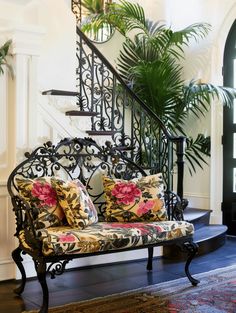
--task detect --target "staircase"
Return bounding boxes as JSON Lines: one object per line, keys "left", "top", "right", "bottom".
{"left": 163, "top": 207, "right": 227, "bottom": 259}
{"left": 41, "top": 4, "right": 227, "bottom": 257}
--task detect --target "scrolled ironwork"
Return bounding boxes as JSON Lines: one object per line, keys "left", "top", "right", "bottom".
{"left": 182, "top": 240, "right": 200, "bottom": 286}
{"left": 73, "top": 24, "right": 186, "bottom": 198}
{"left": 47, "top": 260, "right": 72, "bottom": 279}
{"left": 164, "top": 191, "right": 189, "bottom": 221}
{"left": 8, "top": 137, "right": 151, "bottom": 221}
{"left": 71, "top": 0, "right": 81, "bottom": 22}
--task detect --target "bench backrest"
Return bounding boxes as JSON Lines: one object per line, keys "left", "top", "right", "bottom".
{"left": 7, "top": 137, "right": 182, "bottom": 232}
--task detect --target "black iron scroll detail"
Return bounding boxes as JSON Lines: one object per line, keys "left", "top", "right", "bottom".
{"left": 47, "top": 259, "right": 73, "bottom": 279}
{"left": 179, "top": 240, "right": 200, "bottom": 286}
{"left": 165, "top": 191, "right": 189, "bottom": 221}
{"left": 73, "top": 22, "right": 187, "bottom": 198}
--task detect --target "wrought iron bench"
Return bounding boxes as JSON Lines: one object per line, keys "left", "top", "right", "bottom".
{"left": 7, "top": 137, "right": 199, "bottom": 313}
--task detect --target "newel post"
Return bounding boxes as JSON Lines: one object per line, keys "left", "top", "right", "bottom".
{"left": 175, "top": 136, "right": 186, "bottom": 199}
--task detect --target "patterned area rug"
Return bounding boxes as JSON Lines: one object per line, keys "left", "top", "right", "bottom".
{"left": 24, "top": 265, "right": 236, "bottom": 313}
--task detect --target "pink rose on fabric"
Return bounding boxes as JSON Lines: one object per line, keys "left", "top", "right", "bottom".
{"left": 31, "top": 181, "right": 57, "bottom": 207}
{"left": 58, "top": 234, "right": 76, "bottom": 243}
{"left": 153, "top": 225, "right": 164, "bottom": 232}
{"left": 137, "top": 200, "right": 155, "bottom": 216}
{"left": 111, "top": 182, "right": 142, "bottom": 205}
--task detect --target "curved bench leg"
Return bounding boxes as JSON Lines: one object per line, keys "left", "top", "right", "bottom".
{"left": 34, "top": 259, "right": 49, "bottom": 313}
{"left": 12, "top": 247, "right": 26, "bottom": 295}
{"left": 183, "top": 240, "right": 200, "bottom": 286}
{"left": 146, "top": 247, "right": 153, "bottom": 271}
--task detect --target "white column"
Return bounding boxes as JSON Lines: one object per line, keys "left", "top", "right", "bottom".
{"left": 0, "top": 24, "right": 45, "bottom": 281}
{"left": 5, "top": 25, "right": 45, "bottom": 154}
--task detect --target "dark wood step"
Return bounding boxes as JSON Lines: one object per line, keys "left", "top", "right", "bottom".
{"left": 86, "top": 130, "right": 118, "bottom": 136}
{"left": 42, "top": 89, "right": 79, "bottom": 96}
{"left": 184, "top": 207, "right": 212, "bottom": 229}
{"left": 163, "top": 224, "right": 228, "bottom": 260}
{"left": 65, "top": 110, "right": 98, "bottom": 117}
{"left": 114, "top": 146, "right": 135, "bottom": 151}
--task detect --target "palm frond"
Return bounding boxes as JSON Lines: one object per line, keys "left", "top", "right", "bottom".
{"left": 172, "top": 23, "right": 211, "bottom": 46}
{"left": 145, "top": 20, "right": 166, "bottom": 36}
{"left": 118, "top": 0, "right": 146, "bottom": 33}
{"left": 185, "top": 134, "right": 210, "bottom": 175}
{"left": 81, "top": 0, "right": 104, "bottom": 14}
{"left": 183, "top": 80, "right": 236, "bottom": 120}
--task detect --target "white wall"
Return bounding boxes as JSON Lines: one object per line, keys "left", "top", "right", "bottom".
{"left": 1, "top": 0, "right": 236, "bottom": 281}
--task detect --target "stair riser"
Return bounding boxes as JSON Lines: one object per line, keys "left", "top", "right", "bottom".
{"left": 191, "top": 212, "right": 211, "bottom": 230}
{"left": 163, "top": 232, "right": 227, "bottom": 260}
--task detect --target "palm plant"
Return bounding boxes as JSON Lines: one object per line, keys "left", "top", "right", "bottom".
{"left": 82, "top": 0, "right": 236, "bottom": 174}
{"left": 0, "top": 39, "right": 13, "bottom": 77}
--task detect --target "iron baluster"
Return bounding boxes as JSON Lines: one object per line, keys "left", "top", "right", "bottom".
{"left": 175, "top": 136, "right": 186, "bottom": 200}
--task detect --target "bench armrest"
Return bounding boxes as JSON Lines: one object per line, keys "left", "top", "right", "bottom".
{"left": 164, "top": 190, "right": 188, "bottom": 221}
{"left": 11, "top": 195, "right": 38, "bottom": 239}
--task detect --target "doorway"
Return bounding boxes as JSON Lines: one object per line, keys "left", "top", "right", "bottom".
{"left": 223, "top": 20, "right": 236, "bottom": 235}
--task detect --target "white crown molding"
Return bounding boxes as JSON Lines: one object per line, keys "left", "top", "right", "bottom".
{"left": 0, "top": 24, "right": 45, "bottom": 56}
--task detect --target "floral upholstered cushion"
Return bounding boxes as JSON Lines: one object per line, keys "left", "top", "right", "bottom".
{"left": 53, "top": 178, "right": 98, "bottom": 229}
{"left": 16, "top": 177, "right": 65, "bottom": 229}
{"left": 28, "top": 221, "right": 194, "bottom": 256}
{"left": 103, "top": 174, "right": 168, "bottom": 222}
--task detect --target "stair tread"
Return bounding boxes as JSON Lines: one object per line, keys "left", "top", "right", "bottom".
{"left": 163, "top": 224, "right": 227, "bottom": 259}
{"left": 65, "top": 110, "right": 98, "bottom": 116}
{"left": 86, "top": 130, "right": 118, "bottom": 135}
{"left": 42, "top": 89, "right": 79, "bottom": 96}
{"left": 193, "top": 224, "right": 227, "bottom": 243}
{"left": 184, "top": 207, "right": 212, "bottom": 222}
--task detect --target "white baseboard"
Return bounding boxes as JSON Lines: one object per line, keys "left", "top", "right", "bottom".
{"left": 0, "top": 259, "right": 15, "bottom": 281}
{"left": 184, "top": 192, "right": 210, "bottom": 210}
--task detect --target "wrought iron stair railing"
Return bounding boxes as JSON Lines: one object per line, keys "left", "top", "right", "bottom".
{"left": 41, "top": 26, "right": 186, "bottom": 199}
{"left": 75, "top": 26, "right": 186, "bottom": 199}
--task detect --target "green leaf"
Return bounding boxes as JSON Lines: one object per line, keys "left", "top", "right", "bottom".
{"left": 0, "top": 39, "right": 13, "bottom": 78}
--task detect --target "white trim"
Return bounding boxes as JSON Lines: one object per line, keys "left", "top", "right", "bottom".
{"left": 0, "top": 71, "right": 8, "bottom": 171}
{"left": 0, "top": 258, "right": 14, "bottom": 265}
{"left": 0, "top": 263, "right": 15, "bottom": 281}
{"left": 210, "top": 4, "right": 236, "bottom": 224}
{"left": 184, "top": 192, "right": 210, "bottom": 211}
{"left": 1, "top": 24, "right": 45, "bottom": 56}
{"left": 184, "top": 192, "right": 209, "bottom": 199}
{"left": 0, "top": 24, "right": 45, "bottom": 281}
{"left": 38, "top": 100, "right": 87, "bottom": 140}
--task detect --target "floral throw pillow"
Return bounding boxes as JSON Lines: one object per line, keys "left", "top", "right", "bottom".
{"left": 53, "top": 178, "right": 98, "bottom": 229}
{"left": 16, "top": 177, "right": 66, "bottom": 229}
{"left": 103, "top": 173, "right": 168, "bottom": 222}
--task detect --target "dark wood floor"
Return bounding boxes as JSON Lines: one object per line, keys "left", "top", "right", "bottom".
{"left": 1, "top": 236, "right": 236, "bottom": 313}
